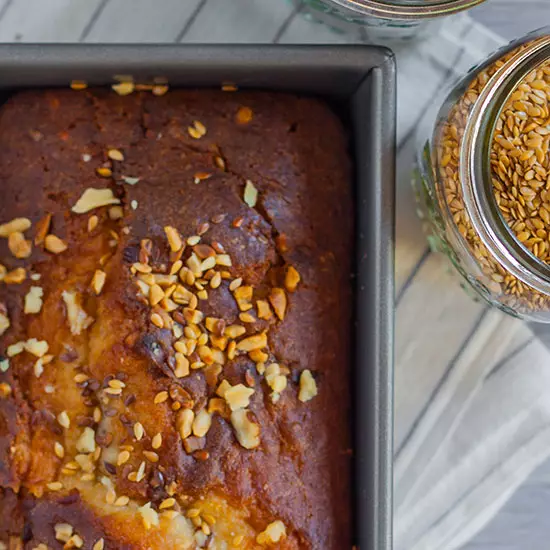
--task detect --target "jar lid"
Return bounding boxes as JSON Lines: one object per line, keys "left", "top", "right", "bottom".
{"left": 329, "top": 0, "right": 486, "bottom": 18}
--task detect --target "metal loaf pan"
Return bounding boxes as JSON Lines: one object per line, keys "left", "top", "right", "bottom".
{"left": 0, "top": 44, "right": 395, "bottom": 550}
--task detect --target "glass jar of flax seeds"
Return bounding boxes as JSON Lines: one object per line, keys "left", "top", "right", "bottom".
{"left": 415, "top": 29, "right": 550, "bottom": 322}
{"left": 295, "top": 0, "right": 487, "bottom": 41}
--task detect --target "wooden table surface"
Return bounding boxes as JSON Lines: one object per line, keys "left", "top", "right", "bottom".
{"left": 462, "top": 4, "right": 550, "bottom": 548}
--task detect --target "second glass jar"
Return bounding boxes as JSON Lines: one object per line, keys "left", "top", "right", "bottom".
{"left": 416, "top": 29, "right": 550, "bottom": 322}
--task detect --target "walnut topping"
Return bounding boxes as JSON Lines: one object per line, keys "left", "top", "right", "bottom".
{"left": 285, "top": 265, "right": 301, "bottom": 292}
{"left": 91, "top": 270, "right": 107, "bottom": 295}
{"left": 62, "top": 291, "right": 93, "bottom": 335}
{"left": 24, "top": 286, "right": 43, "bottom": 314}
{"left": 112, "top": 81, "right": 135, "bottom": 96}
{"left": 76, "top": 427, "right": 96, "bottom": 453}
{"left": 0, "top": 217, "right": 31, "bottom": 237}
{"left": 34, "top": 213, "right": 52, "bottom": 245}
{"left": 3, "top": 267, "right": 26, "bottom": 284}
{"left": 299, "top": 369, "right": 318, "bottom": 402}
{"left": 177, "top": 409, "right": 194, "bottom": 439}
{"left": 0, "top": 382, "right": 11, "bottom": 397}
{"left": 25, "top": 338, "right": 49, "bottom": 357}
{"left": 230, "top": 409, "right": 260, "bottom": 450}
{"left": 175, "top": 352, "right": 190, "bottom": 378}
{"left": 0, "top": 309, "right": 9, "bottom": 336}
{"left": 269, "top": 288, "right": 287, "bottom": 321}
{"left": 70, "top": 80, "right": 87, "bottom": 91}
{"left": 92, "top": 538, "right": 105, "bottom": 550}
{"left": 44, "top": 234, "right": 68, "bottom": 254}
{"left": 265, "top": 363, "right": 288, "bottom": 395}
{"left": 8, "top": 231, "right": 32, "bottom": 258}
{"left": 0, "top": 359, "right": 8, "bottom": 372}
{"left": 236, "top": 332, "right": 267, "bottom": 352}
{"left": 236, "top": 106, "right": 253, "bottom": 125}
{"left": 54, "top": 523, "right": 73, "bottom": 543}
{"left": 71, "top": 188, "right": 120, "bottom": 214}
{"left": 164, "top": 226, "right": 183, "bottom": 252}
{"left": 256, "top": 299, "right": 272, "bottom": 320}
{"left": 192, "top": 409, "right": 212, "bottom": 437}
{"left": 243, "top": 180, "right": 258, "bottom": 208}
{"left": 188, "top": 120, "right": 207, "bottom": 139}
{"left": 138, "top": 502, "right": 159, "bottom": 530}
{"left": 257, "top": 520, "right": 287, "bottom": 544}
{"left": 224, "top": 383, "right": 254, "bottom": 411}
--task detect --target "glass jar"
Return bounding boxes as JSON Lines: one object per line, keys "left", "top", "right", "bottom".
{"left": 415, "top": 29, "right": 550, "bottom": 322}
{"left": 295, "top": 0, "right": 487, "bottom": 41}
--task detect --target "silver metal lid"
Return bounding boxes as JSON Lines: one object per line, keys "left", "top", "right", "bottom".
{"left": 328, "top": 0, "right": 486, "bottom": 19}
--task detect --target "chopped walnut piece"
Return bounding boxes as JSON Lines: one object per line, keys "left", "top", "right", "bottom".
{"left": 236, "top": 106, "right": 253, "bottom": 125}
{"left": 177, "top": 409, "right": 194, "bottom": 439}
{"left": 91, "top": 270, "right": 107, "bottom": 295}
{"left": 71, "top": 188, "right": 120, "bottom": 214}
{"left": 285, "top": 265, "right": 301, "bottom": 292}
{"left": 8, "top": 231, "right": 32, "bottom": 258}
{"left": 230, "top": 409, "right": 260, "bottom": 450}
{"left": 0, "top": 382, "right": 11, "bottom": 397}
{"left": 188, "top": 120, "right": 207, "bottom": 139}
{"left": 0, "top": 359, "right": 8, "bottom": 372}
{"left": 0, "top": 217, "right": 31, "bottom": 237}
{"left": 45, "top": 234, "right": 68, "bottom": 254}
{"left": 3, "top": 267, "right": 26, "bottom": 284}
{"left": 192, "top": 409, "right": 212, "bottom": 437}
{"left": 62, "top": 291, "right": 93, "bottom": 335}
{"left": 70, "top": 80, "right": 87, "bottom": 91}
{"left": 257, "top": 520, "right": 287, "bottom": 544}
{"left": 225, "top": 384, "right": 254, "bottom": 411}
{"left": 269, "top": 288, "right": 287, "bottom": 321}
{"left": 224, "top": 324, "right": 246, "bottom": 339}
{"left": 34, "top": 213, "right": 52, "bottom": 245}
{"left": 25, "top": 338, "right": 49, "bottom": 357}
{"left": 0, "top": 309, "right": 10, "bottom": 336}
{"left": 265, "top": 363, "right": 287, "bottom": 394}
{"left": 92, "top": 539, "right": 105, "bottom": 550}
{"left": 164, "top": 226, "right": 183, "bottom": 252}
{"left": 138, "top": 502, "right": 159, "bottom": 530}
{"left": 299, "top": 369, "right": 318, "bottom": 402}
{"left": 76, "top": 427, "right": 96, "bottom": 454}
{"left": 54, "top": 523, "right": 73, "bottom": 543}
{"left": 256, "top": 299, "right": 272, "bottom": 320}
{"left": 243, "top": 180, "right": 258, "bottom": 208}
{"left": 112, "top": 81, "right": 135, "bottom": 96}
{"left": 175, "top": 353, "right": 190, "bottom": 378}
{"left": 236, "top": 332, "right": 267, "bottom": 352}
{"left": 24, "top": 286, "right": 44, "bottom": 314}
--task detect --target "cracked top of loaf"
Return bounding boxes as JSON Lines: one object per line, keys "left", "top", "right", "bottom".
{"left": 0, "top": 85, "right": 352, "bottom": 550}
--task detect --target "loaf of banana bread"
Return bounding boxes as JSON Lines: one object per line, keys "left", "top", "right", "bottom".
{"left": 0, "top": 86, "right": 352, "bottom": 549}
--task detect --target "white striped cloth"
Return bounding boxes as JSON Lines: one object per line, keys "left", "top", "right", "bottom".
{"left": 0, "top": 1, "right": 547, "bottom": 548}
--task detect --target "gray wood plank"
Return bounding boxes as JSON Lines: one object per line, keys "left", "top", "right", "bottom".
{"left": 183, "top": 0, "right": 293, "bottom": 43}
{"left": 469, "top": 0, "right": 549, "bottom": 41}
{"left": 84, "top": 0, "right": 204, "bottom": 43}
{"left": 0, "top": 0, "right": 103, "bottom": 42}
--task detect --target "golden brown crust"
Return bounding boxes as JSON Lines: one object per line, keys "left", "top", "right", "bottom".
{"left": 0, "top": 87, "right": 352, "bottom": 549}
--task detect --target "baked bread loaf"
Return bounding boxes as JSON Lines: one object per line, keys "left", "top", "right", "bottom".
{"left": 0, "top": 86, "right": 352, "bottom": 549}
